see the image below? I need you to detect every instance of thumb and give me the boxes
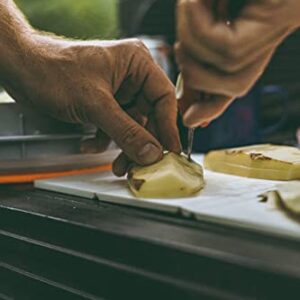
[179,86,234,127]
[85,91,163,166]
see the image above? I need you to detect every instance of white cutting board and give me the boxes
[35,155,300,240]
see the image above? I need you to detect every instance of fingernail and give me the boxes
[201,122,210,128]
[138,143,162,165]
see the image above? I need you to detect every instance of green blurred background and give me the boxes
[15,0,120,39]
[0,0,119,93]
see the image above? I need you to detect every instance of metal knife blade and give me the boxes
[187,127,195,161]
[176,75,195,161]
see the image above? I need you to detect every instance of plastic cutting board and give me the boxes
[35,155,300,241]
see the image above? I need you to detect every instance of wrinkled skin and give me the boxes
[176,0,300,127]
[1,34,181,177]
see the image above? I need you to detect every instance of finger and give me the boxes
[135,92,154,117]
[80,129,111,154]
[177,11,278,74]
[177,45,275,97]
[130,61,181,153]
[86,89,163,166]
[177,0,224,67]
[115,75,141,106]
[113,152,132,177]
[113,114,179,177]
[181,0,289,69]
[126,106,148,127]
[112,107,148,177]
[181,88,234,127]
[154,96,181,153]
[178,84,205,115]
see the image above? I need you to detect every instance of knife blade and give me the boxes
[186,127,195,162]
[176,74,195,161]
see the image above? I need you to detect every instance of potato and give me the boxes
[204,144,300,181]
[128,153,204,198]
[261,182,300,216]
[277,182,300,214]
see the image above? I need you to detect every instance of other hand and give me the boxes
[176,0,300,127]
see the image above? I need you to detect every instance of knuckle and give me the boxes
[126,38,152,60]
[129,38,149,51]
[218,42,245,73]
[130,38,143,45]
[219,60,241,73]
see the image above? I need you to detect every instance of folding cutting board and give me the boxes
[35,155,300,240]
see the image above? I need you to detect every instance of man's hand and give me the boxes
[176,0,300,127]
[3,37,181,175]
[0,1,181,176]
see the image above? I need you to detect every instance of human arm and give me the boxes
[0,0,181,175]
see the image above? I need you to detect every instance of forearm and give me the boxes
[0,0,33,79]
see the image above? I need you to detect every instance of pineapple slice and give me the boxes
[128,153,204,198]
[204,144,300,181]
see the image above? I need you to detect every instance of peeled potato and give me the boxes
[204,144,300,181]
[276,182,300,215]
[128,153,205,198]
[262,182,300,216]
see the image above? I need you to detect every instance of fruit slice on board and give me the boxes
[128,153,205,199]
[204,144,300,181]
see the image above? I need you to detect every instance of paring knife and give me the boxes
[176,74,194,162]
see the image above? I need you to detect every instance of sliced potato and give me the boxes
[277,182,300,214]
[204,144,300,181]
[128,153,204,198]
[262,182,300,217]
